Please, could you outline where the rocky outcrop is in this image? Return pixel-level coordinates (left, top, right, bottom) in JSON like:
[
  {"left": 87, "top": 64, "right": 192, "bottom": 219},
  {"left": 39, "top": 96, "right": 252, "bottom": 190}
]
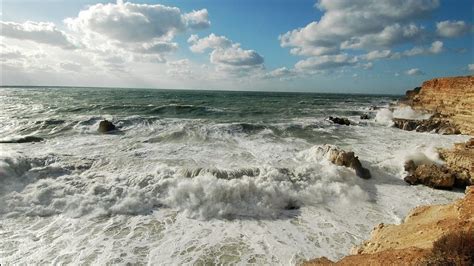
[
  {"left": 392, "top": 117, "right": 460, "bottom": 135},
  {"left": 98, "top": 120, "right": 116, "bottom": 133},
  {"left": 404, "top": 162, "right": 455, "bottom": 189},
  {"left": 328, "top": 117, "right": 351, "bottom": 126},
  {"left": 317, "top": 145, "right": 371, "bottom": 179},
  {"left": 403, "top": 139, "right": 473, "bottom": 189},
  {"left": 438, "top": 138, "right": 474, "bottom": 187},
  {"left": 401, "top": 76, "right": 474, "bottom": 135},
  {"left": 304, "top": 186, "right": 474, "bottom": 265}
]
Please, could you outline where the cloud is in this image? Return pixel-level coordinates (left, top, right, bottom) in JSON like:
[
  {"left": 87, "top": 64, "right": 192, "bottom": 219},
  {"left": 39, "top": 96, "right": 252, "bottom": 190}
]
[
  {"left": 210, "top": 46, "right": 263, "bottom": 66},
  {"left": 65, "top": 1, "right": 210, "bottom": 43},
  {"left": 468, "top": 64, "right": 474, "bottom": 72},
  {"left": 280, "top": 0, "right": 440, "bottom": 56},
  {"left": 402, "top": 40, "right": 443, "bottom": 56},
  {"left": 132, "top": 42, "right": 178, "bottom": 54},
  {"left": 59, "top": 62, "right": 82, "bottom": 72},
  {"left": 436, "top": 20, "right": 471, "bottom": 38},
  {"left": 188, "top": 33, "right": 232, "bottom": 53},
  {"left": 295, "top": 54, "right": 357, "bottom": 70},
  {"left": 183, "top": 9, "right": 211, "bottom": 30},
  {"left": 0, "top": 21, "right": 76, "bottom": 49},
  {"left": 363, "top": 50, "right": 392, "bottom": 60},
  {"left": 263, "top": 67, "right": 297, "bottom": 80},
  {"left": 189, "top": 34, "right": 264, "bottom": 70},
  {"left": 405, "top": 68, "right": 424, "bottom": 76}
]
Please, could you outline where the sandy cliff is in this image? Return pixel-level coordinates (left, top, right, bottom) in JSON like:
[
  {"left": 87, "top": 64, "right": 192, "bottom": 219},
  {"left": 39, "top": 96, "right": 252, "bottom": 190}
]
[
  {"left": 304, "top": 186, "right": 474, "bottom": 265},
  {"left": 404, "top": 76, "right": 474, "bottom": 135}
]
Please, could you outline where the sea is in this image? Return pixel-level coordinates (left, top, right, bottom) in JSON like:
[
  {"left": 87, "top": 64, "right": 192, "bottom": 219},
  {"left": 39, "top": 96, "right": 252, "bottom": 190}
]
[{"left": 0, "top": 87, "right": 469, "bottom": 264}]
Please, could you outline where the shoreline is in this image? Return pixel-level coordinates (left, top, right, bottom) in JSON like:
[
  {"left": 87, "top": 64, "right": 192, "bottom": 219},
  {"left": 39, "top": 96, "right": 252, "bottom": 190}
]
[{"left": 303, "top": 75, "right": 474, "bottom": 265}]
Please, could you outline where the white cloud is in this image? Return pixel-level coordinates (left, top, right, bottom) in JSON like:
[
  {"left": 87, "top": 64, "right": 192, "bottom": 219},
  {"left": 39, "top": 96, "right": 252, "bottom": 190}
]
[
  {"left": 64, "top": 1, "right": 209, "bottom": 43},
  {"left": 59, "top": 62, "right": 82, "bottom": 72},
  {"left": 295, "top": 54, "right": 357, "bottom": 70},
  {"left": 210, "top": 45, "right": 263, "bottom": 66},
  {"left": 363, "top": 50, "right": 392, "bottom": 60},
  {"left": 262, "top": 67, "right": 297, "bottom": 80},
  {"left": 280, "top": 0, "right": 440, "bottom": 56},
  {"left": 0, "top": 21, "right": 76, "bottom": 49},
  {"left": 189, "top": 34, "right": 264, "bottom": 71},
  {"left": 468, "top": 64, "right": 474, "bottom": 72},
  {"left": 405, "top": 68, "right": 424, "bottom": 76},
  {"left": 188, "top": 33, "right": 232, "bottom": 53},
  {"left": 429, "top": 40, "right": 443, "bottom": 54},
  {"left": 436, "top": 20, "right": 471, "bottom": 38},
  {"left": 183, "top": 9, "right": 211, "bottom": 30},
  {"left": 132, "top": 42, "right": 178, "bottom": 54}
]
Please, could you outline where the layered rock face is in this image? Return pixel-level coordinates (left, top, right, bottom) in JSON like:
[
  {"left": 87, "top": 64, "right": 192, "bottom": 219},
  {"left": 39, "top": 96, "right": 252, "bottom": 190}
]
[
  {"left": 403, "top": 76, "right": 474, "bottom": 135},
  {"left": 304, "top": 186, "right": 474, "bottom": 265}
]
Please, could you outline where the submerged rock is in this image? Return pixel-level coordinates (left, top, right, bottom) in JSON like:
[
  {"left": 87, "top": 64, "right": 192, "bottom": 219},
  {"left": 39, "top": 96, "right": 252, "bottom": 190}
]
[
  {"left": 328, "top": 116, "right": 351, "bottom": 126},
  {"left": 98, "top": 120, "right": 116, "bottom": 133},
  {"left": 0, "top": 136, "right": 44, "bottom": 143},
  {"left": 360, "top": 113, "right": 370, "bottom": 120},
  {"left": 318, "top": 145, "right": 371, "bottom": 179}
]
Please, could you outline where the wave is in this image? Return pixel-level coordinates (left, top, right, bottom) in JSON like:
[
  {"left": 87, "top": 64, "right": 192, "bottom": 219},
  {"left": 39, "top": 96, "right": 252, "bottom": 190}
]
[
  {"left": 148, "top": 104, "right": 224, "bottom": 117},
  {"left": 0, "top": 146, "right": 370, "bottom": 219}
]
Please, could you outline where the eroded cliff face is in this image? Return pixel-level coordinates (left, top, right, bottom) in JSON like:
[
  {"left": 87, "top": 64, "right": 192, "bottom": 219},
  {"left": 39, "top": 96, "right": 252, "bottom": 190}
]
[
  {"left": 304, "top": 186, "right": 474, "bottom": 266},
  {"left": 405, "top": 76, "right": 474, "bottom": 135}
]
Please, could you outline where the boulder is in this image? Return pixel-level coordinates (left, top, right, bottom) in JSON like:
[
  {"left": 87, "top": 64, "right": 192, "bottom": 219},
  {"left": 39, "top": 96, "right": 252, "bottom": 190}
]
[
  {"left": 404, "top": 164, "right": 455, "bottom": 190},
  {"left": 318, "top": 145, "right": 371, "bottom": 179},
  {"left": 98, "top": 120, "right": 116, "bottom": 133},
  {"left": 360, "top": 113, "right": 370, "bottom": 120},
  {"left": 328, "top": 116, "right": 351, "bottom": 126}
]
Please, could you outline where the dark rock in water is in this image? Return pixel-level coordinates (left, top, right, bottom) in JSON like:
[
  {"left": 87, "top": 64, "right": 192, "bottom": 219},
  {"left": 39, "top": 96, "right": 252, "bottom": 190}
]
[
  {"left": 360, "top": 113, "right": 370, "bottom": 120},
  {"left": 328, "top": 116, "right": 351, "bottom": 126},
  {"left": 392, "top": 117, "right": 460, "bottom": 135},
  {"left": 404, "top": 164, "right": 455, "bottom": 190},
  {"left": 0, "top": 136, "right": 44, "bottom": 143},
  {"left": 98, "top": 120, "right": 116, "bottom": 133},
  {"left": 317, "top": 145, "right": 371, "bottom": 179},
  {"left": 369, "top": 106, "right": 380, "bottom": 111}
]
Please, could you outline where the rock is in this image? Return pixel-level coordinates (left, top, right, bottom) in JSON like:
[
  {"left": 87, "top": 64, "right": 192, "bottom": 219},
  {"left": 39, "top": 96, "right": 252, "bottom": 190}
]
[
  {"left": 0, "top": 136, "right": 44, "bottom": 143},
  {"left": 404, "top": 160, "right": 417, "bottom": 174},
  {"left": 328, "top": 116, "right": 351, "bottom": 126},
  {"left": 392, "top": 117, "right": 460, "bottom": 135},
  {"left": 98, "top": 120, "right": 116, "bottom": 133},
  {"left": 303, "top": 186, "right": 474, "bottom": 265},
  {"left": 404, "top": 164, "right": 455, "bottom": 189},
  {"left": 438, "top": 139, "right": 474, "bottom": 187},
  {"left": 401, "top": 76, "right": 474, "bottom": 135},
  {"left": 360, "top": 113, "right": 370, "bottom": 120},
  {"left": 318, "top": 145, "right": 371, "bottom": 179}
]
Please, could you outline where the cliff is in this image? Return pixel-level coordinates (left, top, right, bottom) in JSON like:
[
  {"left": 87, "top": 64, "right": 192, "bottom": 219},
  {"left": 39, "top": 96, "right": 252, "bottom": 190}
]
[
  {"left": 304, "top": 186, "right": 474, "bottom": 265},
  {"left": 403, "top": 76, "right": 474, "bottom": 135}
]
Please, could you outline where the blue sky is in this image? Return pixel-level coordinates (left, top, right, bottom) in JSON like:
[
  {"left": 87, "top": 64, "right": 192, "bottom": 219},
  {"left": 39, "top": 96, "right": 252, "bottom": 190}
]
[{"left": 1, "top": 0, "right": 473, "bottom": 94}]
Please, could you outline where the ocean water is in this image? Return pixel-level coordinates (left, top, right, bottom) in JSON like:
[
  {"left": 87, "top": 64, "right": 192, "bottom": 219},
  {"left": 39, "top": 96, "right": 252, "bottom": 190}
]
[{"left": 0, "top": 87, "right": 469, "bottom": 265}]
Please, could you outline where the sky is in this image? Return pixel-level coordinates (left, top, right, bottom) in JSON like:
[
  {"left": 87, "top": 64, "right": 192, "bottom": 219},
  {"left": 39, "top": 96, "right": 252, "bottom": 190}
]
[{"left": 0, "top": 0, "right": 473, "bottom": 94}]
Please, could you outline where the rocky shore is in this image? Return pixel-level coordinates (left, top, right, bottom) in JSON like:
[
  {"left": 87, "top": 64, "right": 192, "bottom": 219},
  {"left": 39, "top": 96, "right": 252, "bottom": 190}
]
[
  {"left": 398, "top": 76, "right": 473, "bottom": 135},
  {"left": 305, "top": 186, "right": 474, "bottom": 265},
  {"left": 304, "top": 76, "right": 474, "bottom": 265}
]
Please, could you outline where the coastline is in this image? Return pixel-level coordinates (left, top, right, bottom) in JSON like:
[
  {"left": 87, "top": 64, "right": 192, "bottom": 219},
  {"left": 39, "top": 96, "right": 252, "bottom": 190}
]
[{"left": 303, "top": 76, "right": 474, "bottom": 265}]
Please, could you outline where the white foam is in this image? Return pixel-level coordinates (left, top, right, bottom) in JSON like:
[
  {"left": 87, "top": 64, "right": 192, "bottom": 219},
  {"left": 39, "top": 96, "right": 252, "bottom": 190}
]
[
  {"left": 0, "top": 115, "right": 469, "bottom": 264},
  {"left": 393, "top": 106, "right": 432, "bottom": 120}
]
